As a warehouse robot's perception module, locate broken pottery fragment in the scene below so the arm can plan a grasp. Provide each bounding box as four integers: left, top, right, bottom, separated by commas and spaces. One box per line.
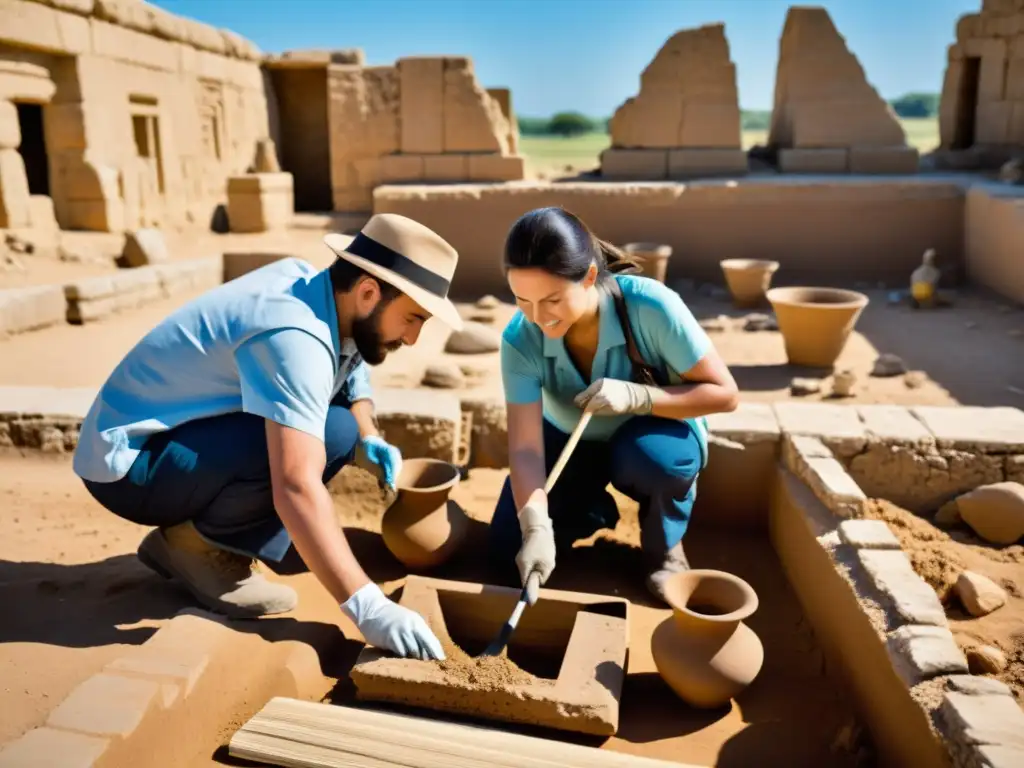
831, 369, 856, 398
651, 569, 764, 708
380, 459, 468, 569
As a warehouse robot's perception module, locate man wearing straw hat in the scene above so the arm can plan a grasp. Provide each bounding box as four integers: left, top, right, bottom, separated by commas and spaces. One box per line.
73, 214, 464, 661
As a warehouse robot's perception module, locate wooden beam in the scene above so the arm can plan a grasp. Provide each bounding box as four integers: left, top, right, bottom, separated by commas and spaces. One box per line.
229, 697, 700, 768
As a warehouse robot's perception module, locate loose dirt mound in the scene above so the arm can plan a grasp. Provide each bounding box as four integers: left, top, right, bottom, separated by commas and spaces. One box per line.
864, 499, 1024, 704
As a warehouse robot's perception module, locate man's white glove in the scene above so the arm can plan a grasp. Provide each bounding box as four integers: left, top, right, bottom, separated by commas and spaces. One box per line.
574, 377, 661, 416
341, 581, 445, 660
515, 498, 556, 606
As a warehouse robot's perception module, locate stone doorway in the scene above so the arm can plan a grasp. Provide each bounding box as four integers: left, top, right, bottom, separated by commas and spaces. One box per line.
952, 57, 980, 150
14, 102, 49, 197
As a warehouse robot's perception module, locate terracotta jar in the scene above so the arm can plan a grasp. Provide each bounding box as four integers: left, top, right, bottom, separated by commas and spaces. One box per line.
380, 459, 468, 570
651, 569, 764, 709
766, 286, 869, 368
719, 259, 780, 308
622, 243, 673, 283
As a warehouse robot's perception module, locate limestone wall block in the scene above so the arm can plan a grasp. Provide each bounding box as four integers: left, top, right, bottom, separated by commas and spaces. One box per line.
226, 173, 293, 233
423, 154, 468, 182
442, 62, 507, 154
0, 147, 31, 228
779, 148, 849, 173
980, 53, 1010, 101
0, 285, 67, 337
677, 102, 741, 148
398, 57, 444, 154
976, 100, 1015, 144
89, 18, 177, 71
0, 61, 57, 103
668, 148, 747, 178
848, 146, 920, 174
467, 153, 525, 182
379, 154, 425, 183
0, 0, 92, 56
0, 100, 19, 150
599, 148, 668, 180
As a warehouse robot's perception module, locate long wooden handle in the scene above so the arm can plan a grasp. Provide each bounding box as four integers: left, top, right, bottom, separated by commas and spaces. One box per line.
543, 411, 592, 494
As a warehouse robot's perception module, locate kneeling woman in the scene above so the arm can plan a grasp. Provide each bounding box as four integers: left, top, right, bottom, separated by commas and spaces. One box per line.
491, 207, 739, 605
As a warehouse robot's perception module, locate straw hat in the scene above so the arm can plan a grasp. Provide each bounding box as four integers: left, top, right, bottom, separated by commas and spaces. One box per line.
324, 213, 463, 331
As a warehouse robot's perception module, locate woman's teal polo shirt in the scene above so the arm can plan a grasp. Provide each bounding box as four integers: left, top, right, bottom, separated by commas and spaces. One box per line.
500, 274, 712, 468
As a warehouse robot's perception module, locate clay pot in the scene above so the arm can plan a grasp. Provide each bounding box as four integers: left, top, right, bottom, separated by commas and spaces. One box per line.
380, 459, 468, 570
651, 569, 763, 709
719, 259, 780, 308
766, 287, 869, 368
623, 243, 673, 283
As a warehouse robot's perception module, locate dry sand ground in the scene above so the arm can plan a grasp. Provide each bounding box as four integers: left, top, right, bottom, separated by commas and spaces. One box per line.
1, 229, 1023, 765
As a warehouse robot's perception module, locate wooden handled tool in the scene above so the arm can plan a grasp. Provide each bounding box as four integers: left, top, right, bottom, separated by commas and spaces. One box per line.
478, 410, 593, 658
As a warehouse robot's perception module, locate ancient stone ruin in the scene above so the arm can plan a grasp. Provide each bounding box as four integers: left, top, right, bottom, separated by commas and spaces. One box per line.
938, 0, 1024, 166
768, 7, 919, 174
603, 23, 747, 180
0, 0, 268, 232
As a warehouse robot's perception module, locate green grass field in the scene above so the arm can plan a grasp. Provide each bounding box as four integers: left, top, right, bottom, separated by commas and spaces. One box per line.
519, 118, 940, 177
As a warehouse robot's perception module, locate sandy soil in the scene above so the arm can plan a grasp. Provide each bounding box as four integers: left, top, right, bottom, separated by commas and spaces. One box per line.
863, 500, 1024, 703
2, 453, 866, 767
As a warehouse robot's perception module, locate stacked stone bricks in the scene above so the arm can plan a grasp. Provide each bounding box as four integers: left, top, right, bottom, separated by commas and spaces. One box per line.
329, 56, 525, 212
939, 0, 1024, 157
769, 7, 918, 175
0, 0, 268, 232
603, 24, 747, 180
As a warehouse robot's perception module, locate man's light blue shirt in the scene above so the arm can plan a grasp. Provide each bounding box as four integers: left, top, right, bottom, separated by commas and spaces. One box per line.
73, 258, 373, 483
500, 274, 712, 468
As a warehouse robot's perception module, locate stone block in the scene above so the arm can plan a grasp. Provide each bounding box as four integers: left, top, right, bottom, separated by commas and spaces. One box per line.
887, 625, 968, 686
0, 385, 95, 421
946, 675, 1014, 697
379, 154, 425, 183
858, 549, 948, 627
848, 145, 919, 174
0, 147, 32, 228
64, 267, 163, 323
979, 54, 1009, 102
778, 148, 849, 174
29, 194, 57, 230
120, 228, 168, 268
0, 100, 19, 150
467, 153, 525, 181
423, 154, 469, 182
350, 574, 629, 736
802, 457, 867, 518
856, 405, 933, 444
0, 284, 66, 337
976, 101, 1014, 144
399, 57, 444, 154
790, 101, 906, 148
773, 402, 868, 457
677, 102, 741, 148
940, 692, 1024, 749
227, 172, 294, 233
600, 148, 668, 180
838, 519, 901, 549
705, 401, 780, 444
911, 406, 1024, 452
1007, 57, 1024, 101
460, 395, 507, 469
105, 648, 209, 700
442, 64, 506, 153
783, 434, 833, 466
0, 727, 110, 768
47, 672, 162, 737
667, 148, 747, 178
372, 387, 463, 462
1007, 455, 1024, 484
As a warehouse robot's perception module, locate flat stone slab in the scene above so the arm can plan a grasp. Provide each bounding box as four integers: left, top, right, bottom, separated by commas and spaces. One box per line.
941, 691, 1024, 750
887, 624, 968, 685
773, 402, 867, 456
838, 519, 901, 549
0, 386, 97, 420
349, 575, 629, 736
705, 402, 780, 444
910, 406, 1024, 453
857, 549, 948, 627
857, 405, 933, 443
0, 727, 110, 768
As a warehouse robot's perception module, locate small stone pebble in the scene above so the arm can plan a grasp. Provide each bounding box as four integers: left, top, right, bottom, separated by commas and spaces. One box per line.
422, 363, 465, 389
831, 369, 856, 398
871, 353, 907, 377
790, 377, 821, 396
903, 371, 927, 389
743, 313, 777, 332
955, 571, 1007, 617
699, 315, 729, 332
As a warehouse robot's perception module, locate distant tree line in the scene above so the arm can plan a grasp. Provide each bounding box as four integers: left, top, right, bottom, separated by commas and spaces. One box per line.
517, 92, 939, 137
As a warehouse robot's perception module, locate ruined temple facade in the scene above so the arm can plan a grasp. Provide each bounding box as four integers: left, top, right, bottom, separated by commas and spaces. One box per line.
769, 7, 918, 174
264, 53, 523, 214
602, 24, 747, 180
939, 0, 1024, 161
0, 0, 269, 232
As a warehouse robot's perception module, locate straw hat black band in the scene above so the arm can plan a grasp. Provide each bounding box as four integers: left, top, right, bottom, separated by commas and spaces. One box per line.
345, 232, 450, 298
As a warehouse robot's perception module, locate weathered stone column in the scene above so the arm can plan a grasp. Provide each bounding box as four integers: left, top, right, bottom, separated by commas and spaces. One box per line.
0, 98, 31, 228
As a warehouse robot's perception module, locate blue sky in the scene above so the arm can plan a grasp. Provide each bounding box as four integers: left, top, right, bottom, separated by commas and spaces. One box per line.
156, 0, 975, 116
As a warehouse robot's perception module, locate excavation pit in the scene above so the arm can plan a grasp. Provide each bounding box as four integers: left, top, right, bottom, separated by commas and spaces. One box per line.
349, 575, 630, 736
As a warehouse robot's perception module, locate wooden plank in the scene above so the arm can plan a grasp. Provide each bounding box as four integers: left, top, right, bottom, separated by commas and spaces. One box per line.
229, 697, 699, 768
